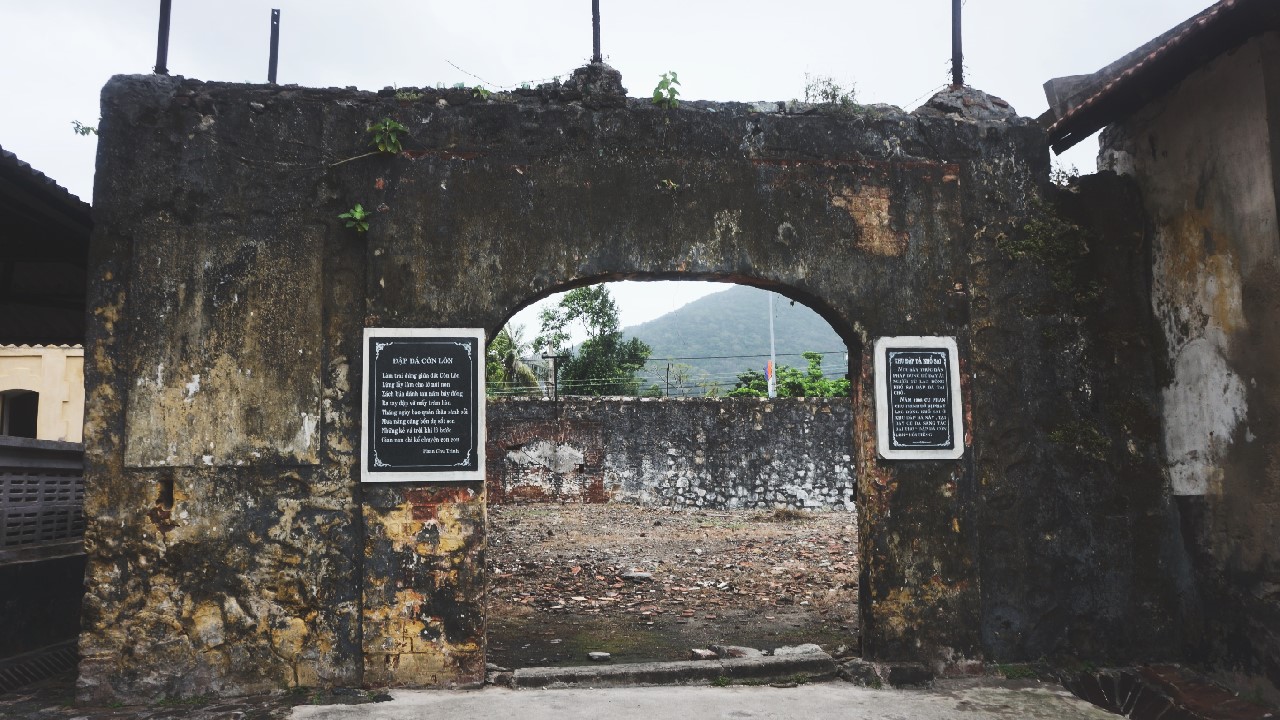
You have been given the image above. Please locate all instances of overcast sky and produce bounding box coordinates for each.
[0,0,1212,333]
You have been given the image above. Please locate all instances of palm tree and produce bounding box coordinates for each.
[488,323,540,396]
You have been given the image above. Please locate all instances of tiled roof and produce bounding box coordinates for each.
[0,144,91,219]
[0,144,92,346]
[1044,0,1280,153]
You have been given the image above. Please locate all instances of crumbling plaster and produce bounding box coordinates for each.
[1101,30,1280,695]
[1101,33,1277,496]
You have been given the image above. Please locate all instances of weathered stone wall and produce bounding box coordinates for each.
[970,171,1192,666]
[486,397,855,510]
[79,65,1197,699]
[1101,31,1280,697]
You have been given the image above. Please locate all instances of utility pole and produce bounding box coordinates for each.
[767,292,777,398]
[542,353,568,401]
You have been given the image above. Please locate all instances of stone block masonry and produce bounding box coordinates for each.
[79,66,1197,700]
[486,397,855,510]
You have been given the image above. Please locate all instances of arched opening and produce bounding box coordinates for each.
[1,389,39,438]
[484,276,863,669]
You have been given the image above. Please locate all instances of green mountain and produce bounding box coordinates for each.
[624,285,850,396]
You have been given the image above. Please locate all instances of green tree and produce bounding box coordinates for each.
[534,285,615,354]
[727,368,769,398]
[486,324,540,396]
[534,286,652,396]
[795,351,851,397]
[726,352,849,398]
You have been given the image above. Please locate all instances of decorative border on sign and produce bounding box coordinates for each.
[885,348,954,450]
[359,328,487,483]
[874,336,964,461]
[368,338,478,472]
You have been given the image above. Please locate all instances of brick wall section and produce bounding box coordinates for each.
[486,397,855,510]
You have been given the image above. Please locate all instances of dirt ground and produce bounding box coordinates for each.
[486,503,861,669]
[0,505,859,717]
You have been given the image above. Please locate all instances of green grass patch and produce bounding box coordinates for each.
[997,664,1039,680]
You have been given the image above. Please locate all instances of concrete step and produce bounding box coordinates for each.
[509,650,837,689]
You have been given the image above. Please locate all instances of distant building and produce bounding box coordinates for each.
[0,145,90,692]
[0,144,91,442]
[0,344,84,442]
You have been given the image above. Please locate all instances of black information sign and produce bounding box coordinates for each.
[885,347,954,450]
[366,335,479,474]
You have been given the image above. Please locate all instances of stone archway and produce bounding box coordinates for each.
[79,69,1185,700]
[483,276,863,668]
[347,106,975,684]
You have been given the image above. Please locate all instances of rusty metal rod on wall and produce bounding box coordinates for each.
[155,0,172,75]
[268,9,280,83]
[592,0,602,63]
[952,0,963,86]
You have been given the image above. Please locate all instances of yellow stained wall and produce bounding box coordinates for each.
[0,345,85,442]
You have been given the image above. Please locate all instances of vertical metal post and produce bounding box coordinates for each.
[268,9,281,84]
[155,0,172,75]
[951,0,964,87]
[665,363,671,397]
[591,0,602,63]
[767,292,777,398]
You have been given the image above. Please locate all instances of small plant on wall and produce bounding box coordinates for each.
[652,71,681,108]
[368,117,408,154]
[339,203,370,232]
[802,73,857,108]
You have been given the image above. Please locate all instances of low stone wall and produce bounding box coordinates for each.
[486,397,855,510]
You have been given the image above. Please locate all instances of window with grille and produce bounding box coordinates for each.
[0,440,84,559]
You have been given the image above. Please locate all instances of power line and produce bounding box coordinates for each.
[641,350,847,362]
[497,348,853,398]
[487,365,853,396]
[637,366,851,383]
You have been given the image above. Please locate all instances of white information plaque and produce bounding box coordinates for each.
[874,336,964,460]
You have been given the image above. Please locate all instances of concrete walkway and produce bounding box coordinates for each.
[291,679,1119,720]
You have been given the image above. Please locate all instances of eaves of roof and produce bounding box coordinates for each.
[0,144,92,267]
[1044,0,1280,154]
[0,144,91,224]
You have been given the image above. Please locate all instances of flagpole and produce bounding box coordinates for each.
[768,291,777,398]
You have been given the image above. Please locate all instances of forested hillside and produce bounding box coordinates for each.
[625,285,848,395]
